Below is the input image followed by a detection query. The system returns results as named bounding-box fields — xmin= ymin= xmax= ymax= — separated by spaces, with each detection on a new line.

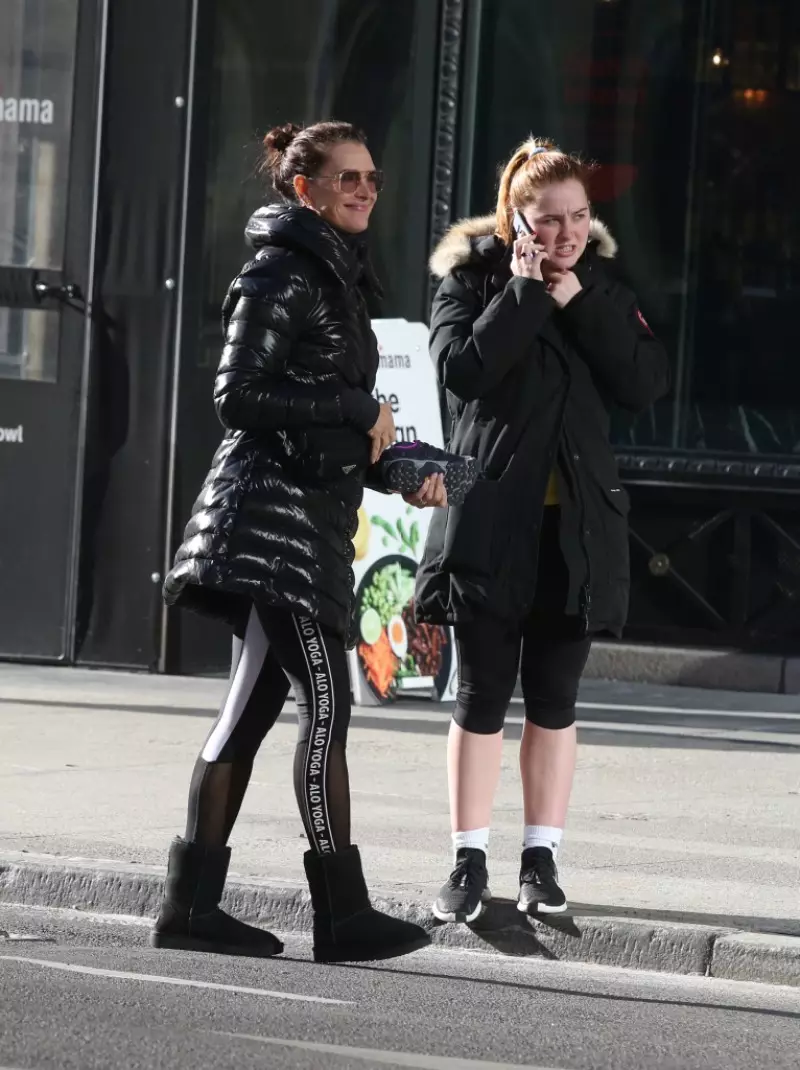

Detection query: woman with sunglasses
xmin=153 ymin=121 xmax=467 ymax=964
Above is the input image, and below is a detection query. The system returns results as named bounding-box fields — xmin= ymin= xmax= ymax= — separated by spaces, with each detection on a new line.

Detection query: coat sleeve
xmin=213 ymin=271 xmax=380 ymax=433
xmin=430 ymin=271 xmax=556 ymax=401
xmin=558 ymin=284 xmax=670 ymax=412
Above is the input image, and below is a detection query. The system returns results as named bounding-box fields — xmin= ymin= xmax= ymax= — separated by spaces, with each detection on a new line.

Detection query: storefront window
xmin=0 ymin=307 xmax=60 ymax=381
xmin=194 ymin=0 xmax=438 ymax=372
xmin=0 ymin=0 xmax=79 ymax=270
xmin=170 ymin=0 xmax=438 ymax=673
xmin=0 ymin=0 xmax=79 ymax=384
xmin=471 ymin=0 xmax=800 ymax=458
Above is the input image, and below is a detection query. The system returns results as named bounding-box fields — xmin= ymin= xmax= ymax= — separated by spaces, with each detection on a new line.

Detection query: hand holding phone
xmin=511 ymin=210 xmax=546 ymax=280
xmin=512 ymin=209 xmax=534 ymax=238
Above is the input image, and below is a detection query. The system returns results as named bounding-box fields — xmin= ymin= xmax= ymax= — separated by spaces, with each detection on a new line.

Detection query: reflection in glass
xmin=471 ymin=0 xmax=800 ymax=459
xmin=194 ymin=0 xmax=434 ymax=368
xmin=0 ymin=0 xmax=79 ymax=269
xmin=0 ymin=307 xmax=60 ymax=382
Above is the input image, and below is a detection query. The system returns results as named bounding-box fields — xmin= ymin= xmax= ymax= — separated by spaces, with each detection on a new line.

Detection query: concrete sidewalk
xmin=1 ymin=664 xmax=798 ymax=986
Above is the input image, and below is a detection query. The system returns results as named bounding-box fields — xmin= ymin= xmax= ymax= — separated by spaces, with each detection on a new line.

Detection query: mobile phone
xmin=513 ymin=209 xmax=535 ymax=239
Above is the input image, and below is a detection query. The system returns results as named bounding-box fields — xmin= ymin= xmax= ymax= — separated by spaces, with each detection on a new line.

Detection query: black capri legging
xmin=453 ymin=508 xmax=592 ymax=734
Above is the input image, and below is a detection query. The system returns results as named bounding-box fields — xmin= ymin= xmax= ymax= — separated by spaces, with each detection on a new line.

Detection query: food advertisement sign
xmin=348 ymin=320 xmax=457 ymax=706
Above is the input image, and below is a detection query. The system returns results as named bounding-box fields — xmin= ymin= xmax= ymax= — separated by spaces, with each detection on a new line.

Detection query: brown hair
xmin=495 ymin=137 xmax=597 ymax=244
xmin=259 ymin=120 xmax=368 ymax=200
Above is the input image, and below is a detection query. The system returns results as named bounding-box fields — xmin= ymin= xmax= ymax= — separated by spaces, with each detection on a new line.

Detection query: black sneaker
xmin=517 ymin=847 xmax=567 ymax=915
xmin=432 ymin=848 xmax=491 ymax=923
xmin=380 ymin=441 xmax=478 ymax=506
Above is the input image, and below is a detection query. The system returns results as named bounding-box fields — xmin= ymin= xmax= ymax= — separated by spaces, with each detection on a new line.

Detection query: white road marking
xmin=0 ymin=956 xmax=351 ymax=1005
xmin=576 ymin=701 xmax=800 ymax=721
xmin=349 ymin=703 xmax=800 ymax=726
xmin=347 ymin=706 xmax=799 ymax=745
xmin=221 ymin=1032 xmax=562 ymax=1069
xmin=0 ymin=934 xmax=53 ymax=942
xmin=574 ymin=721 xmax=799 ymax=746
xmin=6 ymin=690 xmax=800 ymax=722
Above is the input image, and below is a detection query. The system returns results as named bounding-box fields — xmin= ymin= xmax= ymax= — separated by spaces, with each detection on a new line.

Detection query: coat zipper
xmin=561 ymin=437 xmax=592 ymax=635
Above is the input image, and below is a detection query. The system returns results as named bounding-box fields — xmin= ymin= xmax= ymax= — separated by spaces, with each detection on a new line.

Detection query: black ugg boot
xmin=151 ymin=837 xmax=283 ymax=957
xmin=304 ymin=845 xmax=430 ymax=963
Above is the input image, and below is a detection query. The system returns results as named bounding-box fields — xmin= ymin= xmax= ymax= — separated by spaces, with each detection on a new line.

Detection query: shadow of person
xmin=430 ymin=895 xmax=800 ymax=961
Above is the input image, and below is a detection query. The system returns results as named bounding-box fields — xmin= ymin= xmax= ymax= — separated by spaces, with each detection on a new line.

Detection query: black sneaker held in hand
xmin=378 ymin=441 xmax=478 ymax=506
xmin=517 ymin=846 xmax=568 ymax=915
xmin=432 ymin=847 xmax=491 ymax=923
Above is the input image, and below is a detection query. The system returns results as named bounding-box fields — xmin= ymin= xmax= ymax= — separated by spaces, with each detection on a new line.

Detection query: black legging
xmin=185 ymin=604 xmax=352 ymax=855
xmin=453 ymin=507 xmax=592 ymax=734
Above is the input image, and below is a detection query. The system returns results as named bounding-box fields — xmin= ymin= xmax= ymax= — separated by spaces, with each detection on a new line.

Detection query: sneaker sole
xmin=516 ymin=899 xmax=568 ymax=916
xmin=431 ymin=888 xmax=492 ymax=925
xmin=150 ymin=932 xmax=283 ymax=957
xmin=313 ymin=933 xmax=431 ymax=964
xmin=384 ymin=457 xmax=478 ymax=507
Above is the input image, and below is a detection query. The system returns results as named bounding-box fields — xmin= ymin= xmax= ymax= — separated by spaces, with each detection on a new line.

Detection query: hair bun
xmin=264 ymin=123 xmax=302 ymax=155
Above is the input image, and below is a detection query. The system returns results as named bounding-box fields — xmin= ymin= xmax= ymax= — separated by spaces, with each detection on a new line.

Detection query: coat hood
xmin=429 ymin=214 xmax=618 ymax=279
xmin=245 ymin=202 xmax=363 ymax=288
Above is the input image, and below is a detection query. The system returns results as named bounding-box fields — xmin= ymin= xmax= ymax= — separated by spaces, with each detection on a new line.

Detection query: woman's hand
xmin=367 ymin=402 xmax=396 ymax=464
xmin=403 ymin=474 xmax=448 ymax=509
xmin=511 ymin=236 xmax=546 ymax=281
xmin=543 ymin=266 xmax=583 ymax=308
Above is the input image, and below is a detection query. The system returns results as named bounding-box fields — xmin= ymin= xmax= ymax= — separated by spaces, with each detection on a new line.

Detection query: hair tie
xmin=527 ymin=146 xmax=550 ymax=159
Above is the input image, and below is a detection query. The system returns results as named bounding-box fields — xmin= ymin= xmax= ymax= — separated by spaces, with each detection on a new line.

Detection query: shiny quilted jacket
xmin=163 ymin=204 xmax=381 ymax=641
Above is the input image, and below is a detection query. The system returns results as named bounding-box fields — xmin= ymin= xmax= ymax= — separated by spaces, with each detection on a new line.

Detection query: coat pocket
xmin=441 ymin=479 xmax=501 ymax=579
xmin=596 ymin=480 xmax=631 ymax=585
xmin=600 ymin=483 xmax=630 ymax=516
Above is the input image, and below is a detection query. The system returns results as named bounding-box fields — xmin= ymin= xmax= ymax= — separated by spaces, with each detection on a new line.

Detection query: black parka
xmin=415 ymin=215 xmax=670 ymax=636
xmin=164 ymin=204 xmax=382 ymax=640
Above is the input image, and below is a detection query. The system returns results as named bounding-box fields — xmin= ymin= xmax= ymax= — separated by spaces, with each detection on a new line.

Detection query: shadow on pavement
xmin=461 ymin=896 xmax=799 ymax=940
xmin=4 ymin=696 xmax=800 ymax=752
xmin=334 ymin=957 xmax=800 ymax=1021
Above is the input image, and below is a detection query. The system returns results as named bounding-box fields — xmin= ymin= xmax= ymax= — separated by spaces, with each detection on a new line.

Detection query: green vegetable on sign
xmin=371 ymin=512 xmax=421 ymax=558
xmin=360 ymin=562 xmax=416 ymax=627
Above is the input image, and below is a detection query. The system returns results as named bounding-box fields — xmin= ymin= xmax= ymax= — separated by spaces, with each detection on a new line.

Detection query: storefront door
xmin=0 ymin=0 xmax=103 ymax=660
xmin=162 ymin=0 xmax=439 ymax=674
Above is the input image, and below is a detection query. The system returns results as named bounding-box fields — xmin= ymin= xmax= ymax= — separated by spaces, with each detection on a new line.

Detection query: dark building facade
xmin=1 ymin=0 xmax=799 ymax=674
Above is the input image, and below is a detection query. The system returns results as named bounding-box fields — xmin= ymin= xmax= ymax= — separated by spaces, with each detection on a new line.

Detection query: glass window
xmin=192 ymin=0 xmax=437 ymax=370
xmin=0 ymin=0 xmax=80 ymax=269
xmin=471 ymin=0 xmax=800 ymax=458
xmin=0 ymin=306 xmax=60 ymax=381
xmin=169 ymin=0 xmax=438 ymax=674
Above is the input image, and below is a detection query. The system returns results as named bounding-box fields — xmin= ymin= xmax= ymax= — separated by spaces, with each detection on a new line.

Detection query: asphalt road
xmin=1 ymin=904 xmax=798 ymax=1070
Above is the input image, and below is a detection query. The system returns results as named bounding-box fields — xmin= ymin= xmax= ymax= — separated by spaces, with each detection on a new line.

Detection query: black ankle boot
xmin=304 ymin=845 xmax=430 ymax=963
xmin=151 ymin=837 xmax=283 ymax=957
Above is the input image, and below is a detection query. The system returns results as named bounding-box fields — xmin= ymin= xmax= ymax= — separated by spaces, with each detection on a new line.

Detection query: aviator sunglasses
xmin=309 ymin=169 xmax=384 ymax=194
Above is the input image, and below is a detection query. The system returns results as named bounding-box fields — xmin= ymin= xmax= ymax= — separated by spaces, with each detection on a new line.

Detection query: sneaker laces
xmin=521 ymin=852 xmax=558 ymax=888
xmin=448 ymin=854 xmax=483 ymax=891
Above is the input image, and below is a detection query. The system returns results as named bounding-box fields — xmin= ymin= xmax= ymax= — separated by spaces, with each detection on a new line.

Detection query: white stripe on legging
xmin=202 ymin=606 xmax=269 ymax=762
xmin=292 ymin=615 xmax=335 ymax=854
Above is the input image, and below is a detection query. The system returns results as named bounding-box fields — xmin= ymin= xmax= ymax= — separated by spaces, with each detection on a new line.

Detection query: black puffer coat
xmin=164 ymin=204 xmax=382 ymax=640
xmin=415 ymin=215 xmax=670 ymax=636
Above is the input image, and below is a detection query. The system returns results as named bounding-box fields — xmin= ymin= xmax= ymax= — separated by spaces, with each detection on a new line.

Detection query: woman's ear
xmin=293 ymin=173 xmax=311 ymax=205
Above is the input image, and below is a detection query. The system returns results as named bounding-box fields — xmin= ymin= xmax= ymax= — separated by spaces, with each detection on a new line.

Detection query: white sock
xmin=523 ymin=825 xmax=562 ymax=858
xmin=452 ymin=828 xmax=489 ymax=861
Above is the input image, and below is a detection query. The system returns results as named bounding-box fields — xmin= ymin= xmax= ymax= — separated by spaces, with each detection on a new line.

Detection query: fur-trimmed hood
xmin=429 ymin=214 xmax=618 ymax=279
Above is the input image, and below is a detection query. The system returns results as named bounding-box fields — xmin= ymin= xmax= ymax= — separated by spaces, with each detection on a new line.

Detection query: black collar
xmin=246 ymin=203 xmax=380 ymax=292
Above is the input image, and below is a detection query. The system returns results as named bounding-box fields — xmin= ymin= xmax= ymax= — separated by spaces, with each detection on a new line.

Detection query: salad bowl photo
xmin=354 ymin=554 xmax=451 ymax=704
